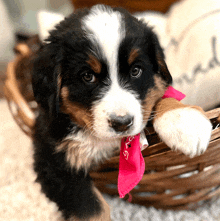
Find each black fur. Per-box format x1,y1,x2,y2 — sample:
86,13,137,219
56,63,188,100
32,8,104,220
33,114,101,219
32,5,172,220
117,8,172,99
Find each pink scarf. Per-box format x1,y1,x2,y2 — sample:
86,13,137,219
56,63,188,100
118,86,185,199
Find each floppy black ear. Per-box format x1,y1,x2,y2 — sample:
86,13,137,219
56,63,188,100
148,32,173,85
155,46,173,85
31,44,62,116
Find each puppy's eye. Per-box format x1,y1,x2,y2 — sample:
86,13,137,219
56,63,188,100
130,66,143,78
82,72,96,83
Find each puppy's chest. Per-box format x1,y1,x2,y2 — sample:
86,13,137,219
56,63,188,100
56,132,121,171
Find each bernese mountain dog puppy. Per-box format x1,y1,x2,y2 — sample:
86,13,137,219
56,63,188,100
31,5,212,221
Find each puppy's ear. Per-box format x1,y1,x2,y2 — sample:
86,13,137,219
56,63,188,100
149,32,172,85
155,48,172,85
31,44,62,116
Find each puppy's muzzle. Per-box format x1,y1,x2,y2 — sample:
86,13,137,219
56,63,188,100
108,114,134,133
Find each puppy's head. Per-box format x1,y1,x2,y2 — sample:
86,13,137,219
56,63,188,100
32,5,172,140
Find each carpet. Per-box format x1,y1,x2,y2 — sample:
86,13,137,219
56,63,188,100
1,99,220,221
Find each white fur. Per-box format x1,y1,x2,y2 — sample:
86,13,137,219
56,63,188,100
82,5,125,66
153,107,212,157
73,130,120,157
140,131,149,151
92,83,144,138
61,130,121,170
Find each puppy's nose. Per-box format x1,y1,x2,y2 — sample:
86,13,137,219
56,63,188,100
108,114,134,133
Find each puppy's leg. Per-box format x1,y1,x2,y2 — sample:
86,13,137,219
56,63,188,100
33,144,111,221
66,187,111,221
92,187,111,221
153,98,212,157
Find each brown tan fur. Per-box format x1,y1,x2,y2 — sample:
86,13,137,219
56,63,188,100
87,54,102,74
56,137,96,172
65,187,111,221
128,48,139,65
61,86,94,130
56,132,118,172
58,87,99,171
153,98,205,123
217,115,220,123
156,50,172,83
56,139,82,170
142,76,167,123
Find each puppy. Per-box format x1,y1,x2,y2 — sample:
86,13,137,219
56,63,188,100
31,5,212,220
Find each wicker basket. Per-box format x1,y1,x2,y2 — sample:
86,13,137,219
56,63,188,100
4,37,220,210
71,0,179,13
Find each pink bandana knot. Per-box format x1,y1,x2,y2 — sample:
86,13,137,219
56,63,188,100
162,86,186,101
118,86,185,200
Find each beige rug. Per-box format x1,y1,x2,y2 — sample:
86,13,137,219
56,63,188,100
0,99,62,221
1,99,220,221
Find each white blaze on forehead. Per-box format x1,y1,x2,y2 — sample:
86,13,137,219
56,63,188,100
82,5,125,80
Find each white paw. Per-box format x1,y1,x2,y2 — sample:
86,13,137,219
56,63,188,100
153,107,212,157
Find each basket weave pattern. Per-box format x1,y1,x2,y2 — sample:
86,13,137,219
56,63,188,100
4,38,220,210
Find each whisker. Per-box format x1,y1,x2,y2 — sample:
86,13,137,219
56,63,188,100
144,127,151,135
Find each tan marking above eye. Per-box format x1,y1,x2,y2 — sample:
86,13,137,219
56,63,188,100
87,54,102,74
128,48,139,65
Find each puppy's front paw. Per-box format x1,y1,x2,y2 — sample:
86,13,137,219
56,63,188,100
153,107,212,157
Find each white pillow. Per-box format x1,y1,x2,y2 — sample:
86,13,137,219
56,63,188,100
37,10,64,42
0,0,14,61
135,11,169,48
163,0,220,110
